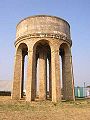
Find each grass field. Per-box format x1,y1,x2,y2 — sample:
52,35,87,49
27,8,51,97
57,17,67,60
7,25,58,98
0,96,90,120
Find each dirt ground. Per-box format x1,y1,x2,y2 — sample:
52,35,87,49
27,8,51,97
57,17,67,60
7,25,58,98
0,96,90,120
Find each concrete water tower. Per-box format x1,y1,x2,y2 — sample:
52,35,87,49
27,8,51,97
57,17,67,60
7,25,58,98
12,15,75,102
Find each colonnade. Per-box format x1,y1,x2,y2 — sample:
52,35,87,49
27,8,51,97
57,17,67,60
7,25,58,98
12,42,75,102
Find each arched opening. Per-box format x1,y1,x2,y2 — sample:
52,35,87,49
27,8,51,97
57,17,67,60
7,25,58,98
16,43,28,99
33,40,51,100
59,43,70,100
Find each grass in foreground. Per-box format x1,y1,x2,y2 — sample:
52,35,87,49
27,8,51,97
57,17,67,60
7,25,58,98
0,96,90,120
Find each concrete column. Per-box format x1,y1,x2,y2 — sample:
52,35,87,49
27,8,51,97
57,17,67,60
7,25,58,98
51,49,61,102
26,50,35,101
62,55,66,100
39,50,47,100
31,50,37,100
12,50,23,100
63,54,75,100
71,56,75,100
48,56,52,99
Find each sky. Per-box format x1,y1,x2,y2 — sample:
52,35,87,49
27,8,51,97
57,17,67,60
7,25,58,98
0,0,90,87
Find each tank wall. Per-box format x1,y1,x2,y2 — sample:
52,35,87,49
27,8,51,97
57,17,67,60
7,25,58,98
16,16,71,40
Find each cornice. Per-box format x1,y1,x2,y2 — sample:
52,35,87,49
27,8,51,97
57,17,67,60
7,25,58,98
14,33,72,47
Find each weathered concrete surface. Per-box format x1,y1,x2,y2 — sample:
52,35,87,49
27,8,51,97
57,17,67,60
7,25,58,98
12,15,75,102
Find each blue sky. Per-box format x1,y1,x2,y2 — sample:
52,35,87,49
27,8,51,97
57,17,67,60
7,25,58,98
0,0,90,87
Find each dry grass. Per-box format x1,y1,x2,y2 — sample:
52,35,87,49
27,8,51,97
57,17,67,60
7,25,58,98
0,96,90,120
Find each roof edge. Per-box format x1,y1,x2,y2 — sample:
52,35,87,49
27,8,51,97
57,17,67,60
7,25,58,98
16,15,70,28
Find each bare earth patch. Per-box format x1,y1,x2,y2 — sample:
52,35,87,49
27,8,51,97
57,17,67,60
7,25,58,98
0,96,90,120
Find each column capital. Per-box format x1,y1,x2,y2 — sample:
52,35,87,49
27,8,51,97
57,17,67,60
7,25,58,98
51,49,59,54
28,50,33,53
